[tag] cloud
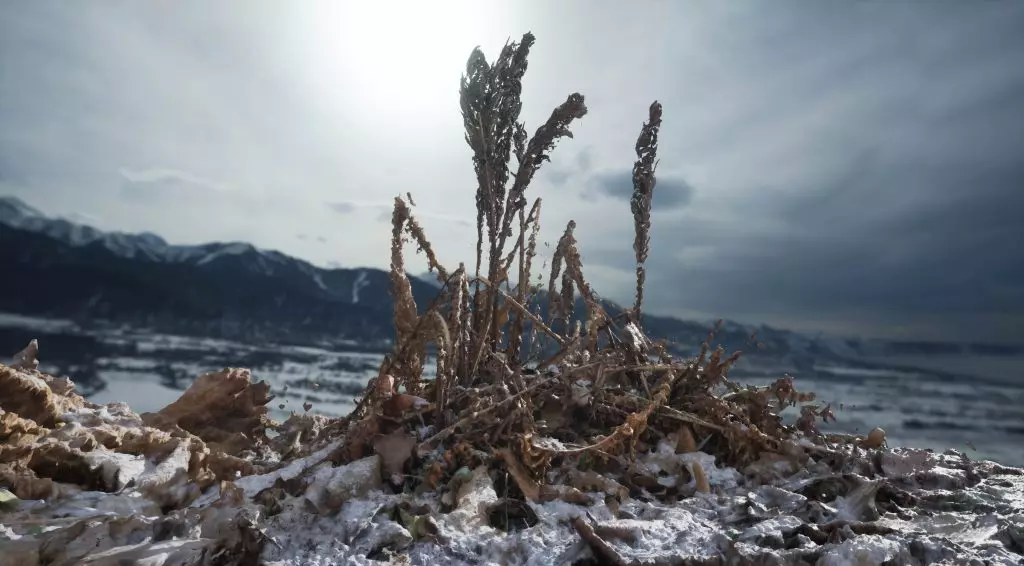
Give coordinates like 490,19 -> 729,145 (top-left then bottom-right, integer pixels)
325,200 -> 474,228
118,167 -> 229,191
117,167 -> 237,206
4,1 -> 1024,341
326,201 -> 357,214
587,146 -> 1024,342
582,170 -> 695,211
298,233 -> 329,244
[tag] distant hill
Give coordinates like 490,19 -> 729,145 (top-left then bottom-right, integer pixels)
0,196 -> 440,345
2,196 -> 1020,360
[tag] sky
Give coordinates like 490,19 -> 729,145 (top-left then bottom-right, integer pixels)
2,1 -> 1023,343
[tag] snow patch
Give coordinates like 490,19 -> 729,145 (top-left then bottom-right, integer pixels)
196,243 -> 254,266
352,270 -> 370,303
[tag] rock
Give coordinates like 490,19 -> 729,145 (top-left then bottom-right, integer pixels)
303,455 -> 383,515
350,517 -> 414,556
445,465 -> 498,532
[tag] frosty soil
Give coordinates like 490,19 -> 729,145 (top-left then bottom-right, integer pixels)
1,342 -> 1023,565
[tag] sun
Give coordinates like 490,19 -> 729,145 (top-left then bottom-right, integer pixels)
306,0 -> 504,118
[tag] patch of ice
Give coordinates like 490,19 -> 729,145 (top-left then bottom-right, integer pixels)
819,534 -> 900,566
193,440 -> 344,507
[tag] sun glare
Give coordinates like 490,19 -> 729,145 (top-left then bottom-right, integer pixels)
307,0 -> 503,119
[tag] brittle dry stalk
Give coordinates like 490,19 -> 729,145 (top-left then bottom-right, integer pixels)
341,32 -> 840,493
631,102 -> 662,318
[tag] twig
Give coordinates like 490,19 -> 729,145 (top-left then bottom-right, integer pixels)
418,377 -> 553,447
620,392 -> 725,432
477,276 -> 565,346
572,515 -> 634,566
495,448 -> 541,501
534,334 -> 582,371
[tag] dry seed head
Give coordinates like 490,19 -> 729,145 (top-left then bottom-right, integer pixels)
631,102 -> 663,316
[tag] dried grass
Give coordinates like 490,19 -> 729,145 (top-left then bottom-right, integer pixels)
338,32 -> 853,504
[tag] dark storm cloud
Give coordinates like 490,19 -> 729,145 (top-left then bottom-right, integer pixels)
4,0 -> 1023,342
571,2 -> 1024,342
612,136 -> 1024,341
583,170 -> 695,211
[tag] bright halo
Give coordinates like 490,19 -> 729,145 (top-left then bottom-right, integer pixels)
312,0 -> 498,116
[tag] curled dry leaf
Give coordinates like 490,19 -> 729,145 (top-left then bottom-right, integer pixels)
675,425 -> 697,454
861,427 -> 887,449
11,339 -> 39,371
692,461 -> 710,494
381,394 -> 430,418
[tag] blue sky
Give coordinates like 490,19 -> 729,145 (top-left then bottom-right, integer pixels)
2,1 -> 1023,342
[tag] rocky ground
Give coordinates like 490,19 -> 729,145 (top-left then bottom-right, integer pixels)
0,340 -> 1022,565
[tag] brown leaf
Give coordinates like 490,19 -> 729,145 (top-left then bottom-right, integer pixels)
675,425 -> 697,454
861,427 -> 887,449
692,461 -> 710,494
495,448 -> 540,501
381,394 -> 430,418
539,484 -> 593,505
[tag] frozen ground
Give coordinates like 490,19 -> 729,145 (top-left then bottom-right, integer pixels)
2,366 -> 1022,565
1,312 -> 1021,466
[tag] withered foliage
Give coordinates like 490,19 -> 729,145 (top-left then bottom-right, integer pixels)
339,32 -> 854,505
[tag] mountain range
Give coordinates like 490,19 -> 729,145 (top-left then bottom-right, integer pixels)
2,196 -> 1020,362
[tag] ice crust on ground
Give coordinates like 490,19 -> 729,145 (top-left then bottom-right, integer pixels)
2,360 -> 1024,565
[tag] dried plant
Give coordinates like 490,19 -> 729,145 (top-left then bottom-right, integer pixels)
339,32 -> 846,507
631,102 -> 662,317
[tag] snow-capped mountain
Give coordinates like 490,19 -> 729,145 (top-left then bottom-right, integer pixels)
0,196 -> 442,344
3,196 -> 1021,360
0,197 -> 190,262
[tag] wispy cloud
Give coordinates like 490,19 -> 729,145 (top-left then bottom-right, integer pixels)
325,200 -> 474,228
118,167 -> 231,192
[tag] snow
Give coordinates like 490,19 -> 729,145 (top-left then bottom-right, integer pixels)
0,196 -> 279,268
89,378 -> 184,414
0,195 -> 44,219
819,535 -> 901,565
0,313 -> 79,332
352,270 -> 370,303
196,243 -> 254,266
312,272 -> 328,291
